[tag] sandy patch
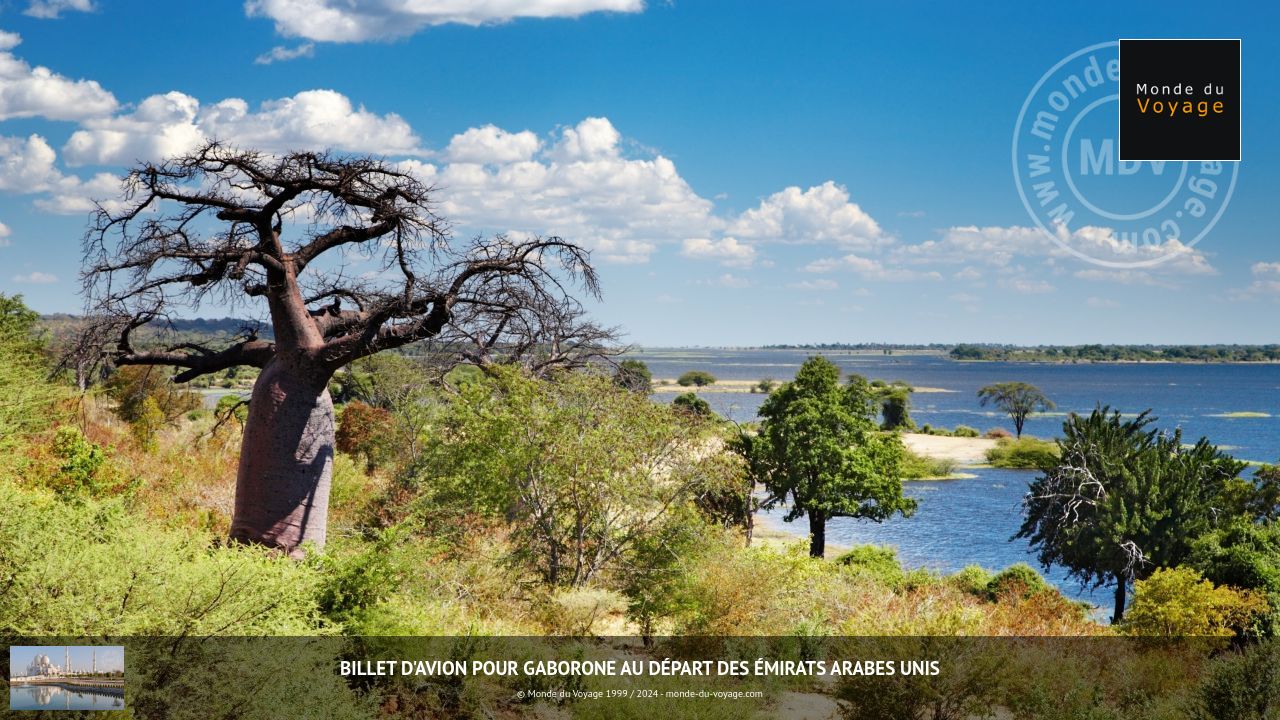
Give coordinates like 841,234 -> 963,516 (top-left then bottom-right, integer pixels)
902,433 -> 998,466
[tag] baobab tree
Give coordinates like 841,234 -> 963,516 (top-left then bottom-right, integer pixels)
81,142 -> 608,556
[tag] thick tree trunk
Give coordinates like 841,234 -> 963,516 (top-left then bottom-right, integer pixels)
1112,576 -> 1128,625
808,510 -> 826,558
229,357 -> 335,557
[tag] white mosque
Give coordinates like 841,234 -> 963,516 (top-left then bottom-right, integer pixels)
25,653 -> 62,677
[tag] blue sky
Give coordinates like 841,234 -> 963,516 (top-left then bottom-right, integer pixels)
0,1 -> 1275,345
10,645 -> 124,675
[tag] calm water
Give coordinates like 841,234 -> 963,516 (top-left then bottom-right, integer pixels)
9,683 -> 125,711
633,348 -> 1280,606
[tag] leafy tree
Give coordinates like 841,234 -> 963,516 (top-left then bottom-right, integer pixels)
1017,407 -> 1247,622
332,354 -> 437,465
754,378 -> 776,394
875,382 -> 914,431
402,368 -> 726,586
80,143 -> 603,556
977,381 -> 1054,438
1190,520 -> 1280,634
335,401 -> 395,470
738,356 -> 914,558
105,365 -> 201,424
672,392 -> 712,417
613,359 -> 653,394
676,370 -> 716,387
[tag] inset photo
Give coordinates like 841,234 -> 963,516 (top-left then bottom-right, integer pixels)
8,646 -> 125,711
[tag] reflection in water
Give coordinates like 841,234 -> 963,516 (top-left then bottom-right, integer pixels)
9,683 -> 125,710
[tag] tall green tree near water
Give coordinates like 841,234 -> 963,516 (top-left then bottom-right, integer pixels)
738,356 -> 914,558
1017,406 -> 1247,623
977,381 -> 1054,438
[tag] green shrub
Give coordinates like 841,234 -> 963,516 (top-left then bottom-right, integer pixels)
901,448 -> 958,479
1191,640 -> 1280,719
986,563 -> 1051,600
676,370 -> 716,387
951,565 -> 995,596
672,391 -> 712,417
952,424 -> 980,438
986,436 -> 1060,469
1124,566 -> 1266,637
0,478 -> 326,635
838,545 -> 906,589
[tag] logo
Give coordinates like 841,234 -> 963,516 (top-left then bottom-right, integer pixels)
1012,42 -> 1238,269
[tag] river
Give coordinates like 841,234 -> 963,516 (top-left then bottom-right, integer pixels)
631,348 -> 1280,607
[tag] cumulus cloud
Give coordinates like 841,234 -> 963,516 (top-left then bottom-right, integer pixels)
0,31 -> 116,120
999,277 -> 1054,294
680,237 -> 755,268
728,181 -> 886,249
697,273 -> 750,289
254,43 -> 316,65
788,279 -> 839,291
0,221 -> 10,247
12,270 -> 56,283
63,89 -> 422,165
402,118 -> 716,264
246,0 -> 645,42
23,0 -> 94,19
1229,262 -> 1280,300
445,125 -> 539,164
803,251 -> 942,282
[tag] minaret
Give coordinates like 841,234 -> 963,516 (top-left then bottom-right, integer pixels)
93,648 -> 97,674
65,646 -> 70,676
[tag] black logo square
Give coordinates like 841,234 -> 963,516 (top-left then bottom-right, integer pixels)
1119,39 -> 1240,161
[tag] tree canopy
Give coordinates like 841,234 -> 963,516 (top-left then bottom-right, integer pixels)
739,356 -> 914,557
1017,406 -> 1247,622
977,381 -> 1054,438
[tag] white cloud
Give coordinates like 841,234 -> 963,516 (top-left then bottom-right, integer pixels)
246,0 -> 645,42
403,118 -> 716,264
803,251 -> 941,281
23,0 -> 94,19
680,237 -> 755,268
1229,262 -> 1280,300
445,125 -> 539,164
254,42 -> 316,65
0,221 -> 10,247
698,273 -> 750,289
788,279 -> 839,291
12,270 -> 56,283
999,277 -> 1054,294
0,133 -> 123,213
63,89 -> 422,165
728,181 -> 886,249
0,31 -> 116,120
0,134 -> 61,191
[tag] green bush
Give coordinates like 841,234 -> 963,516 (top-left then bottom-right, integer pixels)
951,565 -> 995,596
676,370 -> 716,387
986,563 -> 1051,600
1124,566 -> 1266,637
986,436 -> 1060,469
1191,640 -> 1280,719
0,478 -> 326,635
672,391 -> 713,417
838,545 -> 906,589
901,448 -> 958,479
952,424 -> 980,438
